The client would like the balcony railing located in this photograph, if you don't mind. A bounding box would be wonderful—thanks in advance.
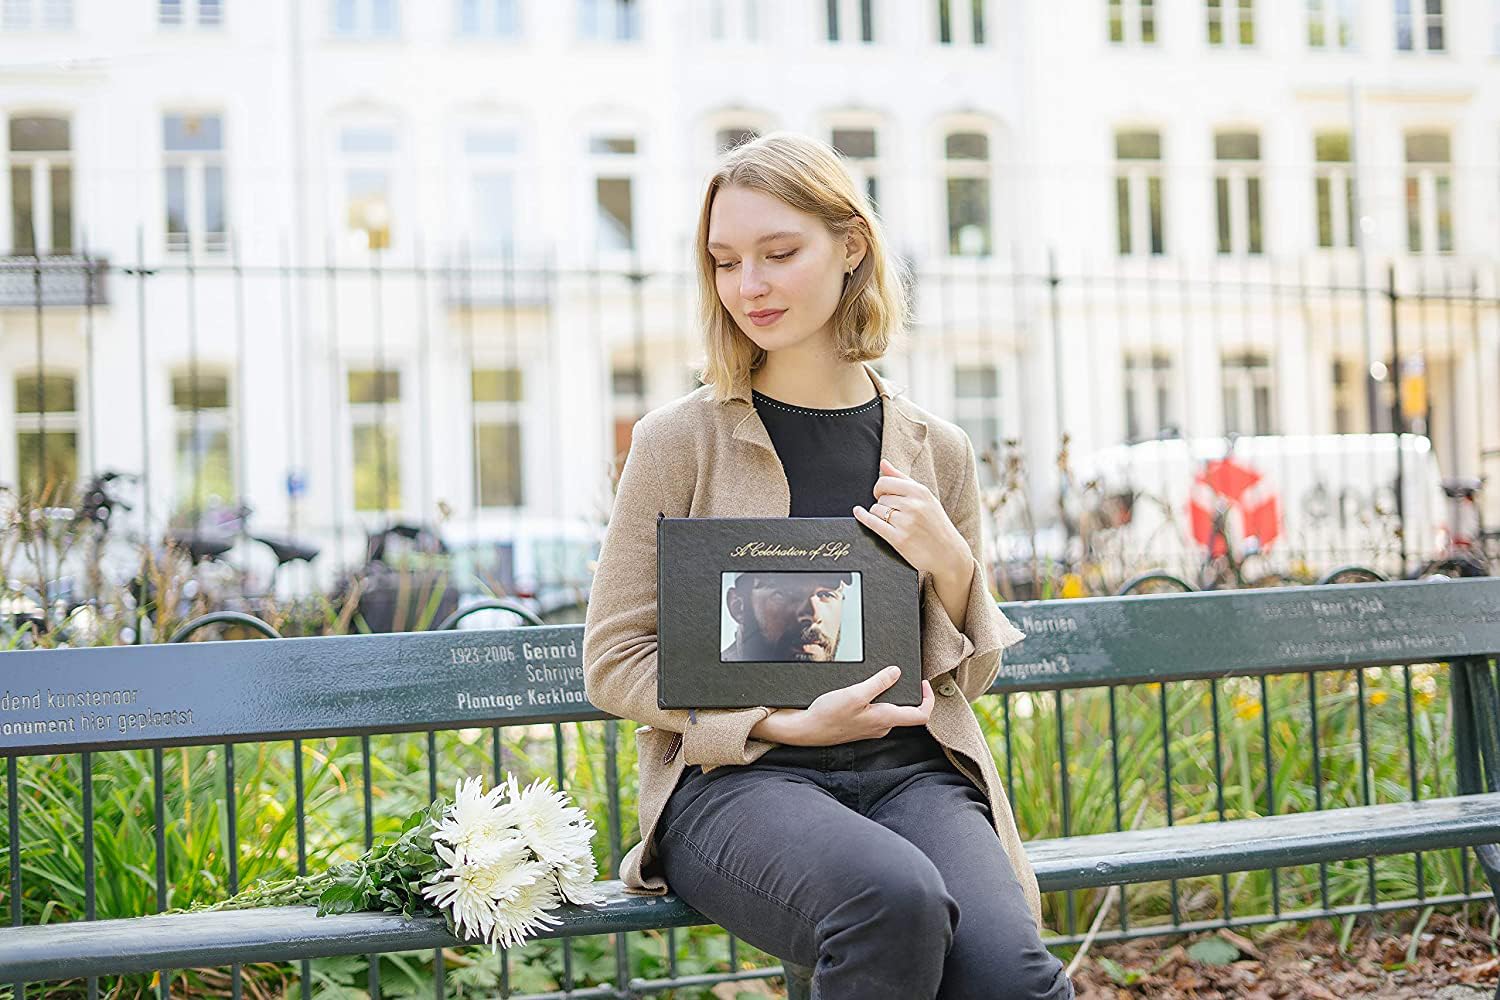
[0,254,110,308]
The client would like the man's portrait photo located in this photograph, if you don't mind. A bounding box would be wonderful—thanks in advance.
[719,571,864,663]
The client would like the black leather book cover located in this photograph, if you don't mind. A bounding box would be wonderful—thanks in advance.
[657,516,921,709]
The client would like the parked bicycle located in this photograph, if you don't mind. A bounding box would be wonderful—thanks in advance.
[1117,435,1292,595]
[1320,475,1492,584]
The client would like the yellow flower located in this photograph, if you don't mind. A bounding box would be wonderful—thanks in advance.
[1232,694,1262,721]
[1368,690,1389,707]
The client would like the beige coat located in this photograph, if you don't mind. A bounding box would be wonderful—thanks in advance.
[581,363,1041,928]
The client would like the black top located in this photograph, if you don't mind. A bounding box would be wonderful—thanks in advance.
[753,387,932,744]
[752,389,883,518]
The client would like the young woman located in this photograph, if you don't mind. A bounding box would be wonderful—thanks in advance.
[582,132,1073,1000]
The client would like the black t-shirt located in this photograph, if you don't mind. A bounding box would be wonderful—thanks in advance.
[752,388,931,743]
[752,389,882,517]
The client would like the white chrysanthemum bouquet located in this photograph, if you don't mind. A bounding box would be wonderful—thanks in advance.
[198,775,603,949]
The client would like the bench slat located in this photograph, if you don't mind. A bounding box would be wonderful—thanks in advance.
[4,794,1497,981]
[1028,792,1500,892]
[0,882,704,980]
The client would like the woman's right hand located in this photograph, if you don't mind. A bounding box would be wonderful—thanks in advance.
[750,666,934,746]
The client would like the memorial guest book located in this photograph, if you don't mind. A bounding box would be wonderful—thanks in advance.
[656,516,922,709]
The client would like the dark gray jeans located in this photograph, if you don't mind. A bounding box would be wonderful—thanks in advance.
[655,730,1074,1000]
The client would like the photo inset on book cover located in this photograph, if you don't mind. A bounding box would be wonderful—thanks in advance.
[658,516,919,709]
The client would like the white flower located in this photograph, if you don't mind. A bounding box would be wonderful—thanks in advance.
[553,852,607,906]
[419,773,603,952]
[503,776,597,867]
[488,874,564,950]
[431,776,516,860]
[422,837,543,944]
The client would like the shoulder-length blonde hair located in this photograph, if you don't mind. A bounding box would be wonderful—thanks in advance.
[694,131,908,401]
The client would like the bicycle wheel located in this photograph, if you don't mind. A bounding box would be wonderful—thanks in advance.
[1418,557,1487,581]
[1317,565,1387,586]
[1116,572,1195,596]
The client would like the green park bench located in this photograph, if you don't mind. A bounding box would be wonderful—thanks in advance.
[2,578,1499,999]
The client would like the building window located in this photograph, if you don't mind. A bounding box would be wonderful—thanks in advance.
[937,0,986,45]
[1,0,71,29]
[953,364,1000,486]
[348,369,402,512]
[340,124,397,252]
[590,133,637,253]
[8,114,71,256]
[832,127,880,211]
[1115,130,1164,256]
[1222,352,1274,436]
[1395,0,1443,52]
[611,366,647,464]
[473,368,523,508]
[944,131,991,256]
[1332,358,1364,434]
[1214,130,1263,256]
[1314,131,1355,249]
[456,0,519,36]
[1108,0,1156,44]
[579,0,638,41]
[714,126,761,154]
[164,113,227,255]
[332,0,397,37]
[1306,0,1354,48]
[463,126,519,258]
[1207,0,1254,46]
[160,0,223,27]
[1405,131,1452,254]
[171,372,234,511]
[8,116,72,255]
[826,0,875,42]
[14,373,77,498]
[707,0,760,40]
[1123,353,1175,442]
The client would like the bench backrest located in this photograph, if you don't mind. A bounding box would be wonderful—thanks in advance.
[995,577,1500,692]
[3,578,1496,756]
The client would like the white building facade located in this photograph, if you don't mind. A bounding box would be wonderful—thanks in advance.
[1,0,1498,582]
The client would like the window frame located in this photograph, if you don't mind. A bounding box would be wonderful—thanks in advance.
[13,371,80,498]
[471,366,526,510]
[347,367,404,514]
[1403,130,1453,255]
[330,0,400,39]
[941,126,995,258]
[8,113,73,256]
[1220,351,1276,436]
[1108,0,1157,45]
[1206,0,1255,47]
[1213,129,1264,257]
[163,111,229,256]
[1115,128,1165,257]
[587,128,640,257]
[1395,0,1444,53]
[454,0,520,38]
[577,0,640,42]
[1313,130,1356,250]
[334,116,402,255]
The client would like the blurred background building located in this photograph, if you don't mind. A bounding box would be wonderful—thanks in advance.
[1,0,1498,598]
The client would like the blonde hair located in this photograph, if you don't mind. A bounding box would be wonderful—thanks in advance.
[694,131,908,401]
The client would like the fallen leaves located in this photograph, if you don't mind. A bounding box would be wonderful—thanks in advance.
[1071,911,1498,999]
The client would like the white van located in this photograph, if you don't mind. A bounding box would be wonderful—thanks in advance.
[1066,433,1448,580]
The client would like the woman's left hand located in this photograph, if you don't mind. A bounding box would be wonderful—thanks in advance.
[853,459,971,582]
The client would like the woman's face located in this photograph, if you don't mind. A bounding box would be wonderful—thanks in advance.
[706,185,859,355]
